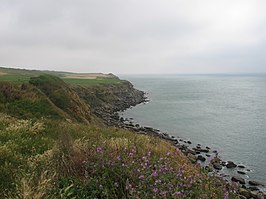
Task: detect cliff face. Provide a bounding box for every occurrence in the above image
[0,74,145,125]
[72,81,146,123]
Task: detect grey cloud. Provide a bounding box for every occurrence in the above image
[0,0,266,74]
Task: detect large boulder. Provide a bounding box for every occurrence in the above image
[249,180,264,186]
[226,161,237,168]
[231,176,245,184]
[213,163,222,170]
[237,171,246,175]
[193,148,209,153]
[248,186,259,191]
[197,155,206,162]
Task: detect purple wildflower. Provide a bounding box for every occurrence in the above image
[224,191,229,199]
[96,147,103,153]
[139,175,144,180]
[152,171,158,177]
[173,191,181,196]
[153,188,158,193]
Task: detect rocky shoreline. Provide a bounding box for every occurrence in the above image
[98,90,265,198]
[78,78,265,198]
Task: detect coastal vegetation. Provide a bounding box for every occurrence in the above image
[0,67,252,198]
[0,115,238,198]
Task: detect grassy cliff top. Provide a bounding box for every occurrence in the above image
[0,66,123,85]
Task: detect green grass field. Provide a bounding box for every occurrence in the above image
[0,67,124,85]
[0,74,32,83]
[62,77,125,85]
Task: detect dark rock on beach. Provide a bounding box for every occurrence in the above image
[231,176,245,184]
[248,186,260,191]
[197,155,206,162]
[237,171,246,175]
[226,161,237,168]
[193,147,209,153]
[241,184,247,189]
[213,163,222,170]
[249,180,264,186]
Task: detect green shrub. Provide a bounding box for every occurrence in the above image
[7,99,61,119]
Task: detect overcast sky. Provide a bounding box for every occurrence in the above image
[1,0,266,74]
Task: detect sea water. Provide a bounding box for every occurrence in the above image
[119,74,266,185]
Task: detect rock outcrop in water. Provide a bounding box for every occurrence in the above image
[226,161,237,168]
[232,176,245,184]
